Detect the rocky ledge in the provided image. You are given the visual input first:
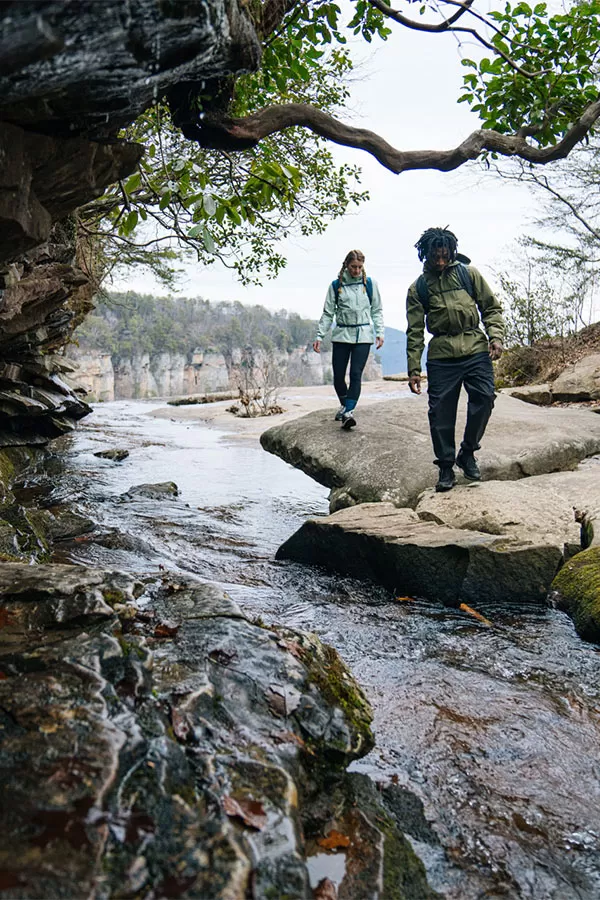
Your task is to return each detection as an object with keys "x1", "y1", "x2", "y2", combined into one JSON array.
[
  {"x1": 262, "y1": 394, "x2": 600, "y2": 632},
  {"x1": 0, "y1": 562, "x2": 437, "y2": 899}
]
